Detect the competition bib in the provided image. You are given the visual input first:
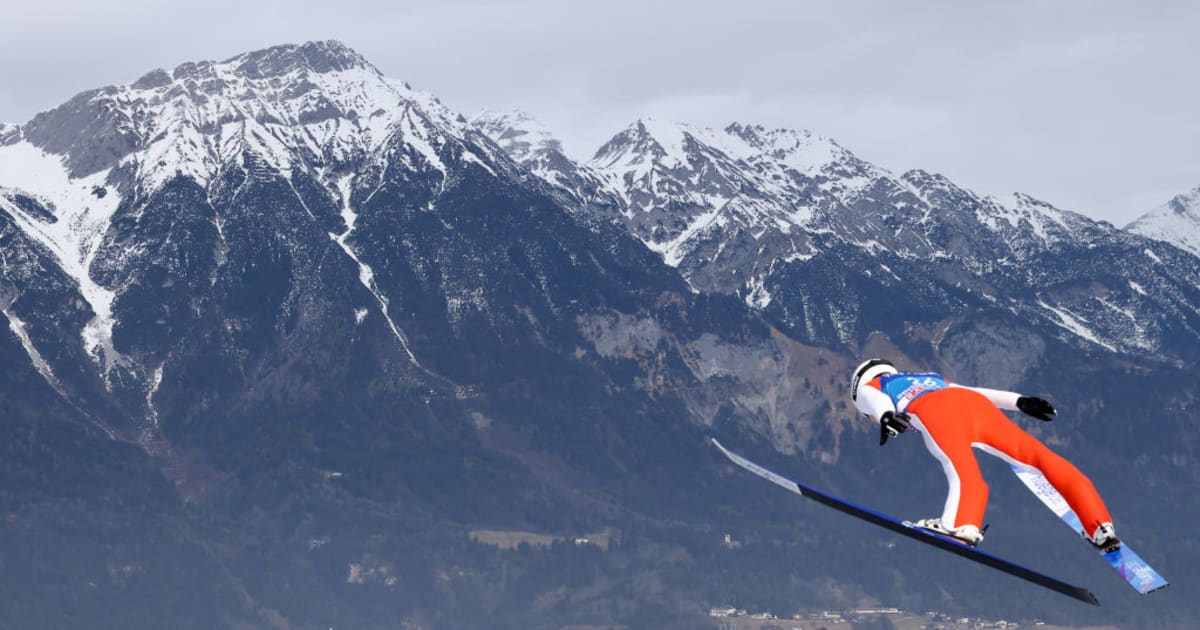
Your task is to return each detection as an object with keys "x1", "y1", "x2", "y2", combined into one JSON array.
[{"x1": 879, "y1": 372, "x2": 947, "y2": 411}]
